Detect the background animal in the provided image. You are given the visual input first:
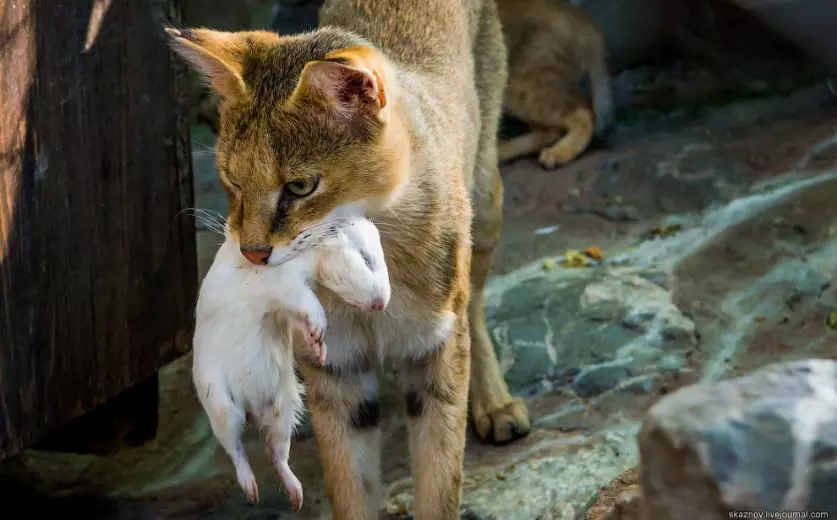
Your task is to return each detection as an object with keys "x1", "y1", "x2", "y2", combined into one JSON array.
[{"x1": 497, "y1": 0, "x2": 613, "y2": 168}]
